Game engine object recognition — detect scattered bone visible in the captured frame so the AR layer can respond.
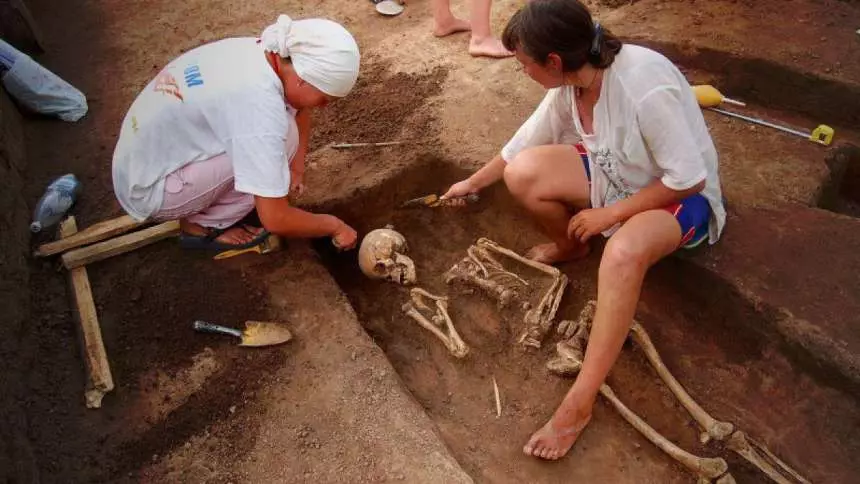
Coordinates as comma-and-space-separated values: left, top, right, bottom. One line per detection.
629, 323, 734, 444
548, 303, 730, 481
726, 431, 810, 484
446, 238, 568, 349
402, 288, 469, 358
492, 376, 501, 418
358, 226, 417, 285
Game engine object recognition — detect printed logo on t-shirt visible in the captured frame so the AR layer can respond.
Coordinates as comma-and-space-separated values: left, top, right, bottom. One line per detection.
153, 70, 184, 102
593, 148, 633, 205
184, 64, 204, 88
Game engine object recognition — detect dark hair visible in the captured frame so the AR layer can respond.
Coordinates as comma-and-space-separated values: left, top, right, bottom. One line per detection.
502, 0, 622, 71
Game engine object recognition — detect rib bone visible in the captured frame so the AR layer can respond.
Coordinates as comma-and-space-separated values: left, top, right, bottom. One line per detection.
402, 288, 469, 358
629, 323, 734, 444
445, 260, 519, 308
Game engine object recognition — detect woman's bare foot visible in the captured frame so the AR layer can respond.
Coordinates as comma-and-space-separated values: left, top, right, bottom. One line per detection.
523, 412, 592, 460
526, 242, 590, 265
468, 36, 513, 58
434, 17, 471, 37
180, 220, 264, 245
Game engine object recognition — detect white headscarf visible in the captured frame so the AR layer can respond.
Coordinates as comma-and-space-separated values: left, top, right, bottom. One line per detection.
260, 15, 360, 98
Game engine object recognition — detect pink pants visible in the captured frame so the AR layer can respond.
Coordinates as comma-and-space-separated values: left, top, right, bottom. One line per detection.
151, 153, 255, 229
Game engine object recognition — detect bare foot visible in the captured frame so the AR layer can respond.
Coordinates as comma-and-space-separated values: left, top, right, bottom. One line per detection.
181, 220, 264, 245
433, 17, 471, 37
523, 412, 592, 461
468, 36, 514, 58
526, 242, 590, 265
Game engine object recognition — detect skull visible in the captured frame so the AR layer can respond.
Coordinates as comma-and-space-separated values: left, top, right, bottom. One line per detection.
358, 227, 417, 285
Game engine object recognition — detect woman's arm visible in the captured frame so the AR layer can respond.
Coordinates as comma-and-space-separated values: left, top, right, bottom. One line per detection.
609, 178, 704, 223
442, 154, 507, 197
254, 195, 357, 249
568, 178, 705, 243
444, 89, 574, 198
290, 108, 312, 195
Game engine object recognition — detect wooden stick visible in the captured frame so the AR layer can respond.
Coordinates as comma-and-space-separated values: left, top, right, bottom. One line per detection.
61, 220, 180, 270
60, 217, 114, 408
35, 215, 145, 257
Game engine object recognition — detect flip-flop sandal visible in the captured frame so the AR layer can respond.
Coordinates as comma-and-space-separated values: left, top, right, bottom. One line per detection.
179, 226, 270, 251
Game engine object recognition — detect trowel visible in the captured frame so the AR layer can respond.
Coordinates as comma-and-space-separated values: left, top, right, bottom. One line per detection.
399, 193, 480, 209
192, 320, 293, 347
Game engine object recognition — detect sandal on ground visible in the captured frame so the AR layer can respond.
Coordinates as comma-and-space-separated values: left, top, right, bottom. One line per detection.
179, 225, 270, 251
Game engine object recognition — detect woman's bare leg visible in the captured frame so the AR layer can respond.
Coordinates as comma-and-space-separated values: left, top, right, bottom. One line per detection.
432, 0, 471, 37
524, 209, 683, 460
504, 145, 591, 264
468, 0, 513, 57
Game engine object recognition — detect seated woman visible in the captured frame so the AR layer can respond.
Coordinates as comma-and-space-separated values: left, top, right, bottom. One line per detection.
443, 0, 726, 460
112, 14, 360, 251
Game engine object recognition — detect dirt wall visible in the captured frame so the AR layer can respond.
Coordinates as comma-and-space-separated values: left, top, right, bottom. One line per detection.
0, 86, 37, 482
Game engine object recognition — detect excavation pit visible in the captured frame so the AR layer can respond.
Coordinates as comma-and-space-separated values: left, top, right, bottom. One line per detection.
312, 156, 860, 483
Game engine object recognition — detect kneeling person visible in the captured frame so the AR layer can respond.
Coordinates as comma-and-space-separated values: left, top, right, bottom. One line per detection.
112, 14, 360, 251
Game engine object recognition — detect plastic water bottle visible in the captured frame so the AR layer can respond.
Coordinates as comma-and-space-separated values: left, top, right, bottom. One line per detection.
30, 174, 82, 233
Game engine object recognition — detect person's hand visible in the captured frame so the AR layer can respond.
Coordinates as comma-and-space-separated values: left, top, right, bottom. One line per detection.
331, 220, 358, 251
567, 207, 620, 243
290, 168, 305, 198
441, 178, 478, 199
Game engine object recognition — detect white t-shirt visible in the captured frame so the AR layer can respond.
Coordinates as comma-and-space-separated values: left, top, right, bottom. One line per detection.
502, 45, 726, 243
112, 37, 299, 220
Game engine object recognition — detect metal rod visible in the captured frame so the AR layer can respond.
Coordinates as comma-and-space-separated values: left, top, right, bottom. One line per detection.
708, 108, 809, 138
721, 97, 746, 107
331, 141, 406, 149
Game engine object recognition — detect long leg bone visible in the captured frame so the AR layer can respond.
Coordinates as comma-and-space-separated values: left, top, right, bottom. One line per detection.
402, 288, 469, 358
726, 431, 810, 484
599, 384, 730, 481
547, 301, 733, 483
629, 323, 735, 444
630, 319, 811, 483
563, 301, 810, 484
477, 238, 560, 277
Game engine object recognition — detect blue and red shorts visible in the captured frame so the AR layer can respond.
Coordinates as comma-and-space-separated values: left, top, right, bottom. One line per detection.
575, 143, 709, 249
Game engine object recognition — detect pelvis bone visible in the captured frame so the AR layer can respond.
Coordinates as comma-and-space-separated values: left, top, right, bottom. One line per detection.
358, 226, 417, 285
402, 288, 469, 358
